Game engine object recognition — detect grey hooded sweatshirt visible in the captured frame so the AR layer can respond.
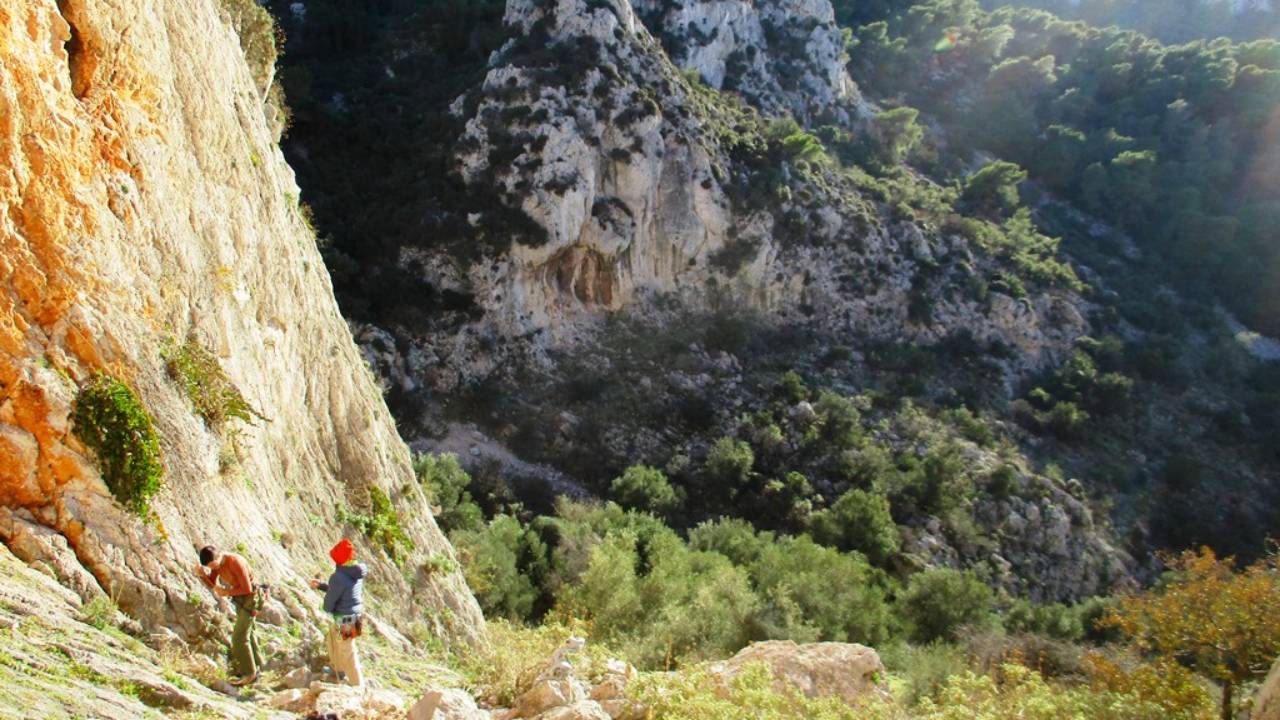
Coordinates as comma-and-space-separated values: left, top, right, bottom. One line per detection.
319, 563, 366, 618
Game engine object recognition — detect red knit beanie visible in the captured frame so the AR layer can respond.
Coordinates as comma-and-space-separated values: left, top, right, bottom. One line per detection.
330, 538, 355, 565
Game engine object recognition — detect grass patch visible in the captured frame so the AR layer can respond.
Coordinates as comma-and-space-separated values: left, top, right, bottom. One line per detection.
72, 374, 165, 516
80, 596, 118, 631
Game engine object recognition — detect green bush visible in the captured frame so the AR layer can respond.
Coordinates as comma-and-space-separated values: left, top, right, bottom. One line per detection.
688, 517, 773, 566
72, 375, 165, 516
898, 568, 996, 643
812, 391, 862, 451
562, 531, 758, 667
809, 489, 900, 566
337, 487, 415, 565
704, 437, 755, 489
872, 106, 924, 165
452, 515, 547, 621
415, 452, 484, 533
1045, 401, 1089, 441
749, 536, 893, 646
880, 641, 969, 707
610, 465, 683, 515
961, 161, 1027, 218
163, 339, 262, 430
219, 0, 279, 93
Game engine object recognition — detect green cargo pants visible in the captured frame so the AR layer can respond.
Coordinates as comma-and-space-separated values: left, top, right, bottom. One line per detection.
230, 594, 263, 678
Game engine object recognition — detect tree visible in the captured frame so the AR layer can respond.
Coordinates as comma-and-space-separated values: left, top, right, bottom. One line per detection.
415, 452, 483, 533
1104, 548, 1280, 720
960, 161, 1028, 218
809, 489, 901, 565
898, 568, 996, 643
705, 437, 755, 490
872, 106, 925, 165
452, 515, 548, 621
610, 465, 683, 515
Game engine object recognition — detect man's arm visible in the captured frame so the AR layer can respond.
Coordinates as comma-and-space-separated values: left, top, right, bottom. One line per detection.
193, 563, 217, 590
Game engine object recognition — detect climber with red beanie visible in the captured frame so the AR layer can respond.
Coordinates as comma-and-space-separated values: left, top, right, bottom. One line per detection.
310, 538, 366, 686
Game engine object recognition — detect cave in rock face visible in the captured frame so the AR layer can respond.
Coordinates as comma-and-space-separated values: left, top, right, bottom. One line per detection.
546, 245, 617, 308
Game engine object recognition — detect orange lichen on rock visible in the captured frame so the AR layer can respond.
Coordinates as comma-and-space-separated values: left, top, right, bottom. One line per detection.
0, 1, 136, 509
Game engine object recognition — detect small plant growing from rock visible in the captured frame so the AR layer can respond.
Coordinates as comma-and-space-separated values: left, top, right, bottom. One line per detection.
337, 487, 416, 565
80, 595, 121, 631
163, 338, 263, 430
72, 374, 165, 516
420, 553, 459, 577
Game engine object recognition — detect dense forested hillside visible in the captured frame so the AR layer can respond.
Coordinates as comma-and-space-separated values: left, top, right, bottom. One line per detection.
982, 0, 1280, 43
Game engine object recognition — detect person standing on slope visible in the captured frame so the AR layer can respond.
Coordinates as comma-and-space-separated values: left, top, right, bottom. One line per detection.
194, 545, 263, 686
311, 538, 366, 686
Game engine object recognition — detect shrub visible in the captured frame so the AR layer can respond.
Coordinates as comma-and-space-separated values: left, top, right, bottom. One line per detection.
163, 339, 262, 430
415, 452, 484, 533
1045, 401, 1089, 441
961, 161, 1027, 218
219, 0, 279, 94
749, 536, 893, 646
610, 465, 683, 514
813, 391, 862, 450
809, 489, 900, 566
880, 641, 969, 707
688, 517, 773, 566
452, 515, 547, 621
460, 619, 615, 707
898, 568, 995, 643
871, 106, 924, 165
81, 596, 119, 630
705, 437, 755, 489
336, 487, 415, 565
1002, 599, 1084, 641
628, 661, 894, 720
72, 374, 165, 516
775, 370, 809, 404
560, 531, 758, 668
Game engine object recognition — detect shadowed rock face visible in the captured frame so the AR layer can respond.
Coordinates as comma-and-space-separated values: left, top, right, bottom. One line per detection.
0, 0, 482, 644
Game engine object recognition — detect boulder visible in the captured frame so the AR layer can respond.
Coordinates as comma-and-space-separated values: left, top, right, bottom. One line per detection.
313, 684, 406, 719
267, 681, 406, 719
511, 678, 589, 718
409, 687, 490, 720
263, 688, 308, 710
532, 700, 612, 720
282, 666, 313, 689
709, 641, 889, 706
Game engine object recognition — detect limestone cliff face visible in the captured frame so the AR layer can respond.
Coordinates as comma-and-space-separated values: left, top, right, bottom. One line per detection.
0, 0, 482, 644
632, 0, 865, 124
412, 0, 1084, 383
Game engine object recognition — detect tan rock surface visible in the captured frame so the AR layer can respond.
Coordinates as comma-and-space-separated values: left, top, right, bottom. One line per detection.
0, 0, 482, 643
710, 640, 890, 705
409, 686, 493, 720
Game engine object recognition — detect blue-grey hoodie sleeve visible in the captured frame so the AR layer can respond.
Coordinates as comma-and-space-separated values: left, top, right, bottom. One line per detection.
322, 571, 346, 614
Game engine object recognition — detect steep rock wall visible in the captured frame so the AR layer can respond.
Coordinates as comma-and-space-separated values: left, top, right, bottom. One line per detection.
632, 0, 865, 124
426, 0, 1084, 377
0, 0, 483, 644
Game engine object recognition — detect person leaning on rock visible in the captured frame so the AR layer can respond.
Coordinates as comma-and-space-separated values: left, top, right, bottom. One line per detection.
194, 545, 264, 686
310, 538, 366, 686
